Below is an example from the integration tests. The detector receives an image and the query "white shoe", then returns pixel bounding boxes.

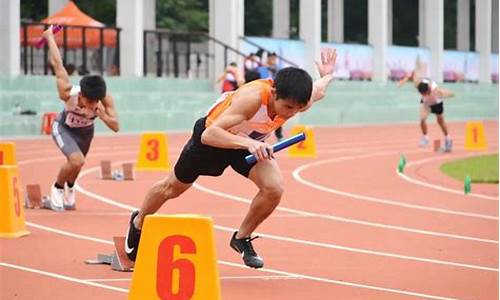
[444,139,453,152]
[50,185,65,211]
[419,136,429,147]
[64,184,76,210]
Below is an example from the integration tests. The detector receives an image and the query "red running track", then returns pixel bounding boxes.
[1,121,498,300]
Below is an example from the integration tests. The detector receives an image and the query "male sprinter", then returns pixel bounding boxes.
[398,67,455,151]
[125,49,337,268]
[43,26,120,210]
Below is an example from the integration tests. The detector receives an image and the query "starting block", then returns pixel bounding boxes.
[24,184,43,208]
[100,160,113,180]
[85,236,134,272]
[24,184,52,209]
[24,184,65,210]
[433,139,441,152]
[100,161,135,181]
[122,163,134,180]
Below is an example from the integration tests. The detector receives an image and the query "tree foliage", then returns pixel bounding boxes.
[393,0,419,46]
[20,0,47,22]
[20,0,473,49]
[73,0,116,25]
[244,0,272,36]
[156,0,208,32]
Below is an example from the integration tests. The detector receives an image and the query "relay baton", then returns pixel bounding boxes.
[245,132,306,164]
[36,25,63,48]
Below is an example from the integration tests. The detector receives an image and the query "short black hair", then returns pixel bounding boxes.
[80,75,106,101]
[417,81,430,94]
[274,67,313,106]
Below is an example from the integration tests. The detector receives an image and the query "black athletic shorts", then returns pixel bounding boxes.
[174,117,254,184]
[420,100,444,115]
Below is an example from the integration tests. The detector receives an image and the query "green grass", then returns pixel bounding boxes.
[440,154,499,183]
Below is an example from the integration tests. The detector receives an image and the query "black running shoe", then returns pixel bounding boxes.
[229,231,264,269]
[125,210,141,261]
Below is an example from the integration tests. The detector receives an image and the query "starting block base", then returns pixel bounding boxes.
[24,184,67,211]
[100,160,113,180]
[433,139,441,152]
[85,236,134,272]
[25,184,43,208]
[100,161,135,181]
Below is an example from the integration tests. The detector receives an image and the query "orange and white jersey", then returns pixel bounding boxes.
[420,79,442,105]
[206,79,285,141]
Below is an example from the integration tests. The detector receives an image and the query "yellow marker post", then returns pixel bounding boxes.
[128,215,221,300]
[287,125,317,158]
[0,142,17,165]
[464,121,487,151]
[136,132,171,171]
[0,166,30,238]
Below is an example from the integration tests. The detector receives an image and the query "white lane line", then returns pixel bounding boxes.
[214,225,498,272]
[74,159,498,244]
[292,151,498,220]
[84,278,130,282]
[27,222,113,245]
[193,183,497,244]
[24,221,461,300]
[17,150,138,166]
[84,275,301,282]
[0,262,128,293]
[26,212,132,217]
[218,261,460,300]
[397,155,499,201]
[15,139,486,299]
[74,164,498,272]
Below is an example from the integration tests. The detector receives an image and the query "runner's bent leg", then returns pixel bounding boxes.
[237,159,283,238]
[134,172,192,229]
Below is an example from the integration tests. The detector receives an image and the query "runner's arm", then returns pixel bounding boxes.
[95,93,120,132]
[300,48,337,112]
[201,85,262,150]
[43,26,72,101]
[436,87,455,98]
[201,86,275,161]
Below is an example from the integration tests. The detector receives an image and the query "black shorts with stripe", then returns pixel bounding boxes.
[420,100,444,115]
[174,117,254,184]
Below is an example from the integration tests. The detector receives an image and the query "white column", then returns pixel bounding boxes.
[387,0,392,45]
[457,0,470,51]
[368,0,388,83]
[423,0,444,82]
[143,0,156,30]
[0,0,20,77]
[476,0,492,83]
[49,0,68,15]
[116,0,144,77]
[273,0,289,38]
[299,0,321,76]
[209,0,244,83]
[492,0,499,53]
[327,0,343,42]
[418,0,425,46]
